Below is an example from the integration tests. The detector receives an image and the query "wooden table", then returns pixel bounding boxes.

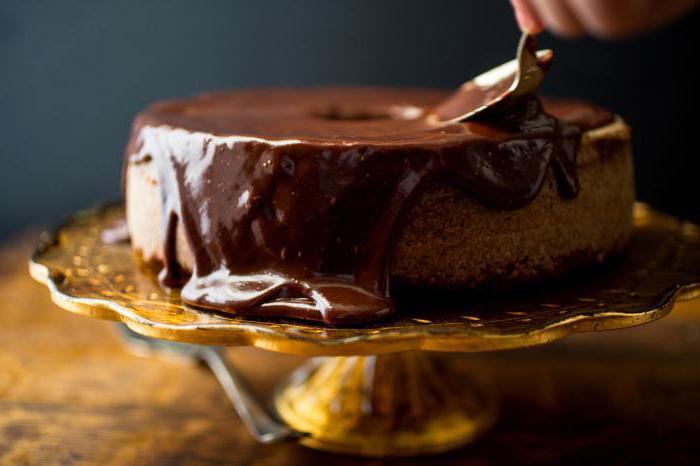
[2,235,699,465]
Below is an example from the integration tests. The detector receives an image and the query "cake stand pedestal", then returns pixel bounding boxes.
[30,203,700,456]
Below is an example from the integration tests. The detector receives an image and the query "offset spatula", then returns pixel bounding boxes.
[117,324,305,443]
[431,32,553,123]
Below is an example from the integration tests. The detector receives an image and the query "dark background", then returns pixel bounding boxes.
[1,0,698,239]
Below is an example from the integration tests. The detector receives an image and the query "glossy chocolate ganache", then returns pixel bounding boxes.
[125,86,613,325]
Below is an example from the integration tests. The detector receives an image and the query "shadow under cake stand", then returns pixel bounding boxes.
[30,203,700,456]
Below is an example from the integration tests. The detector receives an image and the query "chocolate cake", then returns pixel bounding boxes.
[123,87,633,325]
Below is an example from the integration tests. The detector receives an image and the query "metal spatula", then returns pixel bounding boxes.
[431,32,553,123]
[116,324,304,443]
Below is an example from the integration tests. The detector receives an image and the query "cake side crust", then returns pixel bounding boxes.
[125,117,634,288]
[391,117,634,287]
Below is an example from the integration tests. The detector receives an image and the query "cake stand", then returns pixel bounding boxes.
[30,202,700,456]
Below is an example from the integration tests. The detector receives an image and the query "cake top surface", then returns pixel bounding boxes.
[137,87,612,145]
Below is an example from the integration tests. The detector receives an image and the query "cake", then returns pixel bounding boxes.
[123,87,633,324]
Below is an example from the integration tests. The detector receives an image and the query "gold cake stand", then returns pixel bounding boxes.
[30,203,700,456]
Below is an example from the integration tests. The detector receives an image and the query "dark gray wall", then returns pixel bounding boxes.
[2,0,698,239]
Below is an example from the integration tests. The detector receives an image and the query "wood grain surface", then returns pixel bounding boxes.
[2,234,700,465]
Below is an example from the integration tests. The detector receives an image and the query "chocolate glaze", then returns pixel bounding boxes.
[125,87,613,325]
[431,74,516,123]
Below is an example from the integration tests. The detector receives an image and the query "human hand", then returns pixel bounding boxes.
[510,0,698,38]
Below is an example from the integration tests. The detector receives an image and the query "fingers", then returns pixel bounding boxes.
[567,0,699,38]
[566,0,646,38]
[509,0,545,34]
[510,0,699,39]
[529,0,585,37]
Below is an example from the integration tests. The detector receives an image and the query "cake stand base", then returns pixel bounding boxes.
[274,352,496,456]
[30,203,700,456]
